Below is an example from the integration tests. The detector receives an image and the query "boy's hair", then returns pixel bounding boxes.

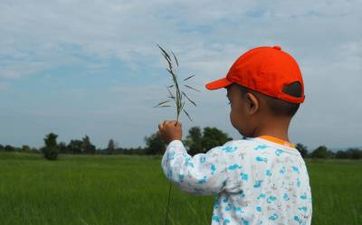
[238,82,302,117]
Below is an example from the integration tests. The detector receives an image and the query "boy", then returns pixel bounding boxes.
[158,46,312,225]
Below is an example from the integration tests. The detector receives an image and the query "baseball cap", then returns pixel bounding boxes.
[205,46,305,104]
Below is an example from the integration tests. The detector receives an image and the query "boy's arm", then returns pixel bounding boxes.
[161,139,229,195]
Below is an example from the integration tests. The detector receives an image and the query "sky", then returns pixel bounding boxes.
[0,0,361,150]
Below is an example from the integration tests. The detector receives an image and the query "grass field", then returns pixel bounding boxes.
[0,152,361,225]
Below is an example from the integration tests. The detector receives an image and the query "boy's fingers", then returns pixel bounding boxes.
[165,120,173,127]
[160,120,182,128]
[159,121,166,130]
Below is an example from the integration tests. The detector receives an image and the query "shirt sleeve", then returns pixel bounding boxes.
[161,139,229,195]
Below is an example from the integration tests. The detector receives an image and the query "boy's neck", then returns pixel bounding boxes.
[253,118,291,142]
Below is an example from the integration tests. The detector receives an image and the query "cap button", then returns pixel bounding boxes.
[273,46,282,50]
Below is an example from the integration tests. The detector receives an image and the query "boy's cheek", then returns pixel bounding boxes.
[230,111,238,127]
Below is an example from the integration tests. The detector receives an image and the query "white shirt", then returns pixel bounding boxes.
[161,137,312,225]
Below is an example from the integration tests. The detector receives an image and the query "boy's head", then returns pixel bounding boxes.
[205,46,305,138]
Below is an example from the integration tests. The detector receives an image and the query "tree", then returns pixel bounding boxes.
[184,126,203,156]
[348,148,362,159]
[336,148,362,159]
[82,135,96,154]
[67,139,83,154]
[58,142,68,154]
[201,127,232,151]
[41,132,59,160]
[4,145,15,152]
[21,145,31,153]
[295,143,308,158]
[336,150,349,159]
[310,145,329,159]
[144,132,166,155]
[107,139,116,154]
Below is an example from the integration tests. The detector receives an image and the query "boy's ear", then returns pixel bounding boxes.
[245,92,259,115]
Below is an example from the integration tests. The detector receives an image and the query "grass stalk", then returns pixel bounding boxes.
[155,44,199,225]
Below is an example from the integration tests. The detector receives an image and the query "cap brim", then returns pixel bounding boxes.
[205,77,233,90]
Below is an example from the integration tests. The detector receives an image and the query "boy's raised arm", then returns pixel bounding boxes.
[161,139,229,195]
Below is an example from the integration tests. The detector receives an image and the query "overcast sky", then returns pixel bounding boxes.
[0,0,361,150]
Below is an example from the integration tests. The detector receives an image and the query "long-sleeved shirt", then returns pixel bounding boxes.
[161,137,312,225]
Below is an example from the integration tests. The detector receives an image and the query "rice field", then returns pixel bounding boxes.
[0,152,361,225]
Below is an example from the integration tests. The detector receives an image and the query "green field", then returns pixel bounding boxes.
[0,153,361,225]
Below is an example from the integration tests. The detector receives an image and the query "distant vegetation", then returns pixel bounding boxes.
[0,126,361,160]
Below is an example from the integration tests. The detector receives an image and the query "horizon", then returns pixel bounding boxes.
[1,128,361,152]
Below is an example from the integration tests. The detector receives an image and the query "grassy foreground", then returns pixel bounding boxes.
[0,152,361,225]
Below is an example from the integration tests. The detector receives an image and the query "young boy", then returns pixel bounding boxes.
[158,46,312,225]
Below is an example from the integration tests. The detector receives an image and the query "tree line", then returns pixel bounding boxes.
[295,143,362,160]
[0,126,361,160]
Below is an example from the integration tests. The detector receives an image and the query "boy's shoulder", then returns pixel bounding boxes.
[219,138,263,153]
[222,138,265,148]
[220,137,301,156]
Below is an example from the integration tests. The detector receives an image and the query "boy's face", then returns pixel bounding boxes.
[226,84,256,137]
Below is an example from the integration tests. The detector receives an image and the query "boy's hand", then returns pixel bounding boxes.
[158,120,182,144]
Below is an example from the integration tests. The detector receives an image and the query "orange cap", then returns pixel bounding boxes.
[205,46,305,103]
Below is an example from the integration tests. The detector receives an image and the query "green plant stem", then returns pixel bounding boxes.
[164,183,173,225]
[156,44,197,225]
